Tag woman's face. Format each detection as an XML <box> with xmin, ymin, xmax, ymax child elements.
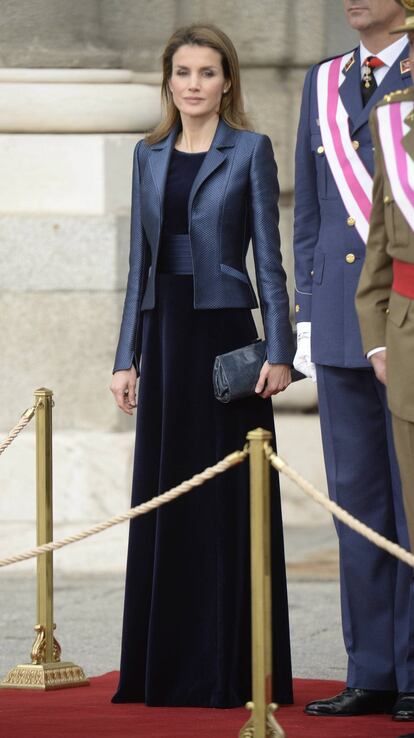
<box><xmin>169</xmin><ymin>44</ymin><xmax>229</xmax><ymax>120</ymax></box>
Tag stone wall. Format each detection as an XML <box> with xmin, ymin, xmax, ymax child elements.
<box><xmin>0</xmin><ymin>2</ymin><xmax>356</xmax><ymax>534</ymax></box>
<box><xmin>0</xmin><ymin>0</ymin><xmax>356</xmax><ymax>431</ymax></box>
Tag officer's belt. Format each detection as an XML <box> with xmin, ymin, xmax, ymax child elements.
<box><xmin>393</xmin><ymin>258</ymin><xmax>414</xmax><ymax>299</ymax></box>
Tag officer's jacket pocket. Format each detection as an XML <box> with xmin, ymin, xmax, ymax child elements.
<box><xmin>312</xmin><ymin>252</ymin><xmax>325</xmax><ymax>285</ymax></box>
<box><xmin>311</xmin><ymin>134</ymin><xmax>328</xmax><ymax>199</ymax></box>
<box><xmin>388</xmin><ymin>291</ymin><xmax>410</xmax><ymax>328</ymax></box>
<box><xmin>384</xmin><ymin>192</ymin><xmax>412</xmax><ymax>249</ymax></box>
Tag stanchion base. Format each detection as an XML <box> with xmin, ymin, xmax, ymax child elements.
<box><xmin>239</xmin><ymin>701</ymin><xmax>285</xmax><ymax>738</ymax></box>
<box><xmin>0</xmin><ymin>661</ymin><xmax>89</xmax><ymax>690</ymax></box>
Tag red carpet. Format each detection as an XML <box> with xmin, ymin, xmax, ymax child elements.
<box><xmin>0</xmin><ymin>672</ymin><xmax>410</xmax><ymax>738</ymax></box>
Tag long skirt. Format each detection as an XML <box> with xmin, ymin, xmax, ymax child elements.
<box><xmin>112</xmin><ymin>274</ymin><xmax>293</xmax><ymax>708</ymax></box>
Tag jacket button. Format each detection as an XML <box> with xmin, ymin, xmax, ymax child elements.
<box><xmin>383</xmin><ymin>195</ymin><xmax>391</xmax><ymax>204</ymax></box>
<box><xmin>317</xmin><ymin>145</ymin><xmax>325</xmax><ymax>154</ymax></box>
<box><xmin>295</xmin><ymin>304</ymin><xmax>300</xmax><ymax>313</ymax></box>
<box><xmin>385</xmin><ymin>307</ymin><xmax>390</xmax><ymax>315</ymax></box>
<box><xmin>310</xmin><ymin>269</ymin><xmax>314</xmax><ymax>276</ymax></box>
<box><xmin>345</xmin><ymin>253</ymin><xmax>356</xmax><ymax>264</ymax></box>
<box><xmin>352</xmin><ymin>140</ymin><xmax>360</xmax><ymax>150</ymax></box>
<box><xmin>347</xmin><ymin>216</ymin><xmax>356</xmax><ymax>226</ymax></box>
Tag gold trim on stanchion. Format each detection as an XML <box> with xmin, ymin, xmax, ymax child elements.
<box><xmin>1</xmin><ymin>388</ymin><xmax>89</xmax><ymax>690</ymax></box>
<box><xmin>239</xmin><ymin>429</ymin><xmax>285</xmax><ymax>738</ymax></box>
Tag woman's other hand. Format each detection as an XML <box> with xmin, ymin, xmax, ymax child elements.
<box><xmin>255</xmin><ymin>361</ymin><xmax>291</xmax><ymax>399</ymax></box>
<box><xmin>110</xmin><ymin>366</ymin><xmax>138</xmax><ymax>415</ymax></box>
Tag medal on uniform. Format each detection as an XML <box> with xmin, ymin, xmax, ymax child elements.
<box><xmin>363</xmin><ymin>62</ymin><xmax>373</xmax><ymax>89</ymax></box>
<box><xmin>362</xmin><ymin>56</ymin><xmax>384</xmax><ymax>89</ymax></box>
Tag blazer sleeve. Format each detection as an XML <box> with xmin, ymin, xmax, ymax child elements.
<box><xmin>113</xmin><ymin>139</ymin><xmax>149</xmax><ymax>373</ymax></box>
<box><xmin>293</xmin><ymin>65</ymin><xmax>321</xmax><ymax>322</ymax></box>
<box><xmin>355</xmin><ymin>109</ymin><xmax>393</xmax><ymax>353</ymax></box>
<box><xmin>249</xmin><ymin>134</ymin><xmax>295</xmax><ymax>364</ymax></box>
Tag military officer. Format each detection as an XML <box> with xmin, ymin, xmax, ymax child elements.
<box><xmin>355</xmin><ymin>9</ymin><xmax>414</xmax><ymax>734</ymax></box>
<box><xmin>356</xmin><ymin>5</ymin><xmax>414</xmax><ymax>558</ymax></box>
<box><xmin>293</xmin><ymin>0</ymin><xmax>414</xmax><ymax>722</ymax></box>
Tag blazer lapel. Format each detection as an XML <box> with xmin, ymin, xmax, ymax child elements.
<box><xmin>351</xmin><ymin>44</ymin><xmax>411</xmax><ymax>134</ymax></box>
<box><xmin>188</xmin><ymin>119</ymin><xmax>235</xmax><ymax>219</ymax></box>
<box><xmin>338</xmin><ymin>48</ymin><xmax>363</xmax><ymax>133</ymax></box>
<box><xmin>148</xmin><ymin>125</ymin><xmax>178</xmax><ymax>216</ymax></box>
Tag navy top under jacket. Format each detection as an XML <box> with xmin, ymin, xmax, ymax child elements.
<box><xmin>114</xmin><ymin>118</ymin><xmax>295</xmax><ymax>372</ymax></box>
<box><xmin>293</xmin><ymin>45</ymin><xmax>411</xmax><ymax>368</ymax></box>
<box><xmin>161</xmin><ymin>149</ymin><xmax>206</xmax><ymax>235</ymax></box>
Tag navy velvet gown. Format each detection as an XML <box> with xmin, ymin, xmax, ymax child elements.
<box><xmin>112</xmin><ymin>150</ymin><xmax>293</xmax><ymax>708</ymax></box>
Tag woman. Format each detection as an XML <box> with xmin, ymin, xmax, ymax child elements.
<box><xmin>110</xmin><ymin>24</ymin><xmax>294</xmax><ymax>708</ymax></box>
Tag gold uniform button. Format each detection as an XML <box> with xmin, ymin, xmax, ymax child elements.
<box><xmin>317</xmin><ymin>145</ymin><xmax>325</xmax><ymax>154</ymax></box>
<box><xmin>385</xmin><ymin>307</ymin><xmax>390</xmax><ymax>315</ymax></box>
<box><xmin>295</xmin><ymin>304</ymin><xmax>300</xmax><ymax>313</ymax></box>
<box><xmin>383</xmin><ymin>195</ymin><xmax>391</xmax><ymax>204</ymax></box>
<box><xmin>347</xmin><ymin>216</ymin><xmax>356</xmax><ymax>226</ymax></box>
<box><xmin>345</xmin><ymin>253</ymin><xmax>356</xmax><ymax>264</ymax></box>
<box><xmin>352</xmin><ymin>140</ymin><xmax>360</xmax><ymax>150</ymax></box>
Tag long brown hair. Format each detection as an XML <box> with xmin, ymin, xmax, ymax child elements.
<box><xmin>146</xmin><ymin>24</ymin><xmax>251</xmax><ymax>145</ymax></box>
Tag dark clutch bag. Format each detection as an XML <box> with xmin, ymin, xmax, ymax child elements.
<box><xmin>213</xmin><ymin>339</ymin><xmax>305</xmax><ymax>403</ymax></box>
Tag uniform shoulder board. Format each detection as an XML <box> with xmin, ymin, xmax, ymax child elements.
<box><xmin>379</xmin><ymin>88</ymin><xmax>414</xmax><ymax>106</ymax></box>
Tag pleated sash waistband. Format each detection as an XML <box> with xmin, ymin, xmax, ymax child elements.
<box><xmin>157</xmin><ymin>234</ymin><xmax>193</xmax><ymax>275</ymax></box>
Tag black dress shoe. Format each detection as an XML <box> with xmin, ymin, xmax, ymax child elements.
<box><xmin>304</xmin><ymin>687</ymin><xmax>397</xmax><ymax>716</ymax></box>
<box><xmin>394</xmin><ymin>694</ymin><xmax>414</xmax><ymax>721</ymax></box>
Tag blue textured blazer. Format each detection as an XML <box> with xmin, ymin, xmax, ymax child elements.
<box><xmin>293</xmin><ymin>45</ymin><xmax>411</xmax><ymax>368</ymax></box>
<box><xmin>113</xmin><ymin>118</ymin><xmax>294</xmax><ymax>372</ymax></box>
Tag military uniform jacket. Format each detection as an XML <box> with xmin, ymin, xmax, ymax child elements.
<box><xmin>356</xmin><ymin>86</ymin><xmax>414</xmax><ymax>422</ymax></box>
<box><xmin>294</xmin><ymin>45</ymin><xmax>411</xmax><ymax>367</ymax></box>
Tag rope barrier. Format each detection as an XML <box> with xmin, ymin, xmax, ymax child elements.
<box><xmin>264</xmin><ymin>443</ymin><xmax>414</xmax><ymax>568</ymax></box>
<box><xmin>0</xmin><ymin>406</ymin><xmax>36</xmax><ymax>457</ymax></box>
<box><xmin>2</xmin><ymin>432</ymin><xmax>414</xmax><ymax>570</ymax></box>
<box><xmin>0</xmin><ymin>447</ymin><xmax>248</xmax><ymax>568</ymax></box>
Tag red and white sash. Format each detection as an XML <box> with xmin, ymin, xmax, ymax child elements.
<box><xmin>317</xmin><ymin>54</ymin><xmax>373</xmax><ymax>243</ymax></box>
<box><xmin>376</xmin><ymin>101</ymin><xmax>414</xmax><ymax>232</ymax></box>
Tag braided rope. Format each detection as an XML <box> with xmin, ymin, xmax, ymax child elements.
<box><xmin>0</xmin><ymin>407</ymin><xmax>36</xmax><ymax>457</ymax></box>
<box><xmin>0</xmin><ymin>448</ymin><xmax>248</xmax><ymax>568</ymax></box>
<box><xmin>264</xmin><ymin>443</ymin><xmax>414</xmax><ymax>568</ymax></box>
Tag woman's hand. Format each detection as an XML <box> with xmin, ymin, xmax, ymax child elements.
<box><xmin>255</xmin><ymin>361</ymin><xmax>291</xmax><ymax>399</ymax></box>
<box><xmin>110</xmin><ymin>366</ymin><xmax>138</xmax><ymax>415</ymax></box>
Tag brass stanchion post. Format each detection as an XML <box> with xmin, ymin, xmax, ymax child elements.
<box><xmin>239</xmin><ymin>428</ymin><xmax>285</xmax><ymax>738</ymax></box>
<box><xmin>1</xmin><ymin>388</ymin><xmax>89</xmax><ymax>690</ymax></box>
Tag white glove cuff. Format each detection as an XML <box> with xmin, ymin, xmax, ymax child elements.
<box><xmin>296</xmin><ymin>321</ymin><xmax>311</xmax><ymax>341</ymax></box>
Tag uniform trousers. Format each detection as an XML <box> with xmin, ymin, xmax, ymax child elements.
<box><xmin>316</xmin><ymin>364</ymin><xmax>414</xmax><ymax>691</ymax></box>
<box><xmin>392</xmin><ymin>415</ymin><xmax>414</xmax><ymax>554</ymax></box>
